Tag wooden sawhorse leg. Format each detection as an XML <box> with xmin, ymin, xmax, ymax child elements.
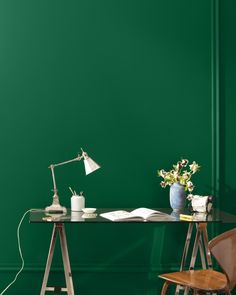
<box><xmin>40</xmin><ymin>223</ymin><xmax>75</xmax><ymax>295</ymax></box>
<box><xmin>175</xmin><ymin>223</ymin><xmax>213</xmax><ymax>295</ymax></box>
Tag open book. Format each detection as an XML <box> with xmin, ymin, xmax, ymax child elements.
<box><xmin>100</xmin><ymin>208</ymin><xmax>172</xmax><ymax>221</ymax></box>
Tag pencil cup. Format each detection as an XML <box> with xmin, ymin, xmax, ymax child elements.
<box><xmin>71</xmin><ymin>195</ymin><xmax>85</xmax><ymax>212</ymax></box>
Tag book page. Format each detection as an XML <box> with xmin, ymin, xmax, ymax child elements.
<box><xmin>130</xmin><ymin>208</ymin><xmax>167</xmax><ymax>220</ymax></box>
<box><xmin>100</xmin><ymin>210</ymin><xmax>141</xmax><ymax>221</ymax></box>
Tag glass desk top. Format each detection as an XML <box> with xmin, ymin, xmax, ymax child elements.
<box><xmin>29</xmin><ymin>208</ymin><xmax>236</xmax><ymax>224</ymax></box>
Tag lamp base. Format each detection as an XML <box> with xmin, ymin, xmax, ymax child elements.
<box><xmin>45</xmin><ymin>204</ymin><xmax>67</xmax><ymax>214</ymax></box>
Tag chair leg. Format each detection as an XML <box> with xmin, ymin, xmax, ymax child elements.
<box><xmin>161</xmin><ymin>281</ymin><xmax>170</xmax><ymax>295</ymax></box>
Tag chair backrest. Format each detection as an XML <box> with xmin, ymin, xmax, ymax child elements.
<box><xmin>209</xmin><ymin>228</ymin><xmax>236</xmax><ymax>291</ymax></box>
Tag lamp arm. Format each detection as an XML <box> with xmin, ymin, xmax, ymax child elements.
<box><xmin>48</xmin><ymin>155</ymin><xmax>83</xmax><ymax>193</ymax></box>
<box><xmin>50</xmin><ymin>155</ymin><xmax>83</xmax><ymax>168</ymax></box>
<box><xmin>50</xmin><ymin>165</ymin><xmax>57</xmax><ymax>193</ymax></box>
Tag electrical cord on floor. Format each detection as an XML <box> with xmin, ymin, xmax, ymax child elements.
<box><xmin>0</xmin><ymin>208</ymin><xmax>44</xmax><ymax>295</ymax></box>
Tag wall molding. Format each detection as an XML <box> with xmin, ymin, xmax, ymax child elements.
<box><xmin>211</xmin><ymin>0</ymin><xmax>220</xmax><ymax>201</ymax></box>
<box><xmin>0</xmin><ymin>262</ymin><xmax>188</xmax><ymax>274</ymax></box>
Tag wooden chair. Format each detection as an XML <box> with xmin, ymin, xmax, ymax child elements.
<box><xmin>158</xmin><ymin>228</ymin><xmax>236</xmax><ymax>294</ymax></box>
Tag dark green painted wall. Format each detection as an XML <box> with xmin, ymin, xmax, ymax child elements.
<box><xmin>217</xmin><ymin>2</ymin><xmax>236</xmax><ymax>282</ymax></box>
<box><xmin>220</xmin><ymin>0</ymin><xmax>236</xmax><ymax>213</ymax></box>
<box><xmin>0</xmin><ymin>0</ymin><xmax>235</xmax><ymax>294</ymax></box>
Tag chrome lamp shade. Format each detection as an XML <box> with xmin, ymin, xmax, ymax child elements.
<box><xmin>83</xmin><ymin>154</ymin><xmax>101</xmax><ymax>175</ymax></box>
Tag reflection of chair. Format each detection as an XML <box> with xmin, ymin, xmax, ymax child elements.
<box><xmin>158</xmin><ymin>228</ymin><xmax>236</xmax><ymax>294</ymax></box>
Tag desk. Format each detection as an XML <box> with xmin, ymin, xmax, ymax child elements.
<box><xmin>30</xmin><ymin>208</ymin><xmax>236</xmax><ymax>295</ymax></box>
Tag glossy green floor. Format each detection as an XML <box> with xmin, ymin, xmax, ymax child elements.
<box><xmin>2</xmin><ymin>271</ymin><xmax>236</xmax><ymax>295</ymax></box>
<box><xmin>0</xmin><ymin>271</ymin><xmax>161</xmax><ymax>295</ymax></box>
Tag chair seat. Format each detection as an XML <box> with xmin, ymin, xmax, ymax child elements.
<box><xmin>159</xmin><ymin>269</ymin><xmax>227</xmax><ymax>291</ymax></box>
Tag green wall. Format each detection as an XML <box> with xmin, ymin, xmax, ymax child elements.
<box><xmin>0</xmin><ymin>0</ymin><xmax>235</xmax><ymax>294</ymax></box>
<box><xmin>219</xmin><ymin>0</ymin><xmax>236</xmax><ymax>213</ymax></box>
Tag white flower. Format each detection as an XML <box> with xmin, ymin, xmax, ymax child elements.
<box><xmin>181</xmin><ymin>159</ymin><xmax>189</xmax><ymax>167</ymax></box>
<box><xmin>182</xmin><ymin>171</ymin><xmax>190</xmax><ymax>180</ymax></box>
<box><xmin>186</xmin><ymin>181</ymin><xmax>194</xmax><ymax>192</ymax></box>
<box><xmin>158</xmin><ymin>169</ymin><xmax>167</xmax><ymax>178</ymax></box>
<box><xmin>189</xmin><ymin>161</ymin><xmax>200</xmax><ymax>174</ymax></box>
<box><xmin>175</xmin><ymin>162</ymin><xmax>182</xmax><ymax>171</ymax></box>
<box><xmin>187</xmin><ymin>194</ymin><xmax>194</xmax><ymax>200</ymax></box>
<box><xmin>172</xmin><ymin>170</ymin><xmax>179</xmax><ymax>179</ymax></box>
<box><xmin>160</xmin><ymin>181</ymin><xmax>167</xmax><ymax>188</ymax></box>
<box><xmin>157</xmin><ymin>159</ymin><xmax>200</xmax><ymax>193</ymax></box>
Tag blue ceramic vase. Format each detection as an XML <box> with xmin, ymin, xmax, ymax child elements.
<box><xmin>169</xmin><ymin>182</ymin><xmax>186</xmax><ymax>212</ymax></box>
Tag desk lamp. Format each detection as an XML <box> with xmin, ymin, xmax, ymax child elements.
<box><xmin>45</xmin><ymin>148</ymin><xmax>100</xmax><ymax>213</ymax></box>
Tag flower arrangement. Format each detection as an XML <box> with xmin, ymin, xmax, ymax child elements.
<box><xmin>157</xmin><ymin>159</ymin><xmax>200</xmax><ymax>192</ymax></box>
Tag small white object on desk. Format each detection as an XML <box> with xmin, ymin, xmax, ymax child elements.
<box><xmin>82</xmin><ymin>208</ymin><xmax>96</xmax><ymax>214</ymax></box>
<box><xmin>82</xmin><ymin>213</ymin><xmax>97</xmax><ymax>218</ymax></box>
<box><xmin>188</xmin><ymin>195</ymin><xmax>213</xmax><ymax>213</ymax></box>
<box><xmin>70</xmin><ymin>190</ymin><xmax>85</xmax><ymax>212</ymax></box>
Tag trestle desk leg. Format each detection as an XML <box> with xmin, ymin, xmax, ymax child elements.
<box><xmin>40</xmin><ymin>223</ymin><xmax>75</xmax><ymax>295</ymax></box>
<box><xmin>40</xmin><ymin>223</ymin><xmax>58</xmax><ymax>295</ymax></box>
<box><xmin>175</xmin><ymin>223</ymin><xmax>212</xmax><ymax>295</ymax></box>
<box><xmin>58</xmin><ymin>224</ymin><xmax>75</xmax><ymax>295</ymax></box>
<box><xmin>189</xmin><ymin>224</ymin><xmax>202</xmax><ymax>269</ymax></box>
<box><xmin>202</xmin><ymin>224</ymin><xmax>213</xmax><ymax>269</ymax></box>
<box><xmin>180</xmin><ymin>223</ymin><xmax>194</xmax><ymax>271</ymax></box>
<box><xmin>175</xmin><ymin>223</ymin><xmax>194</xmax><ymax>295</ymax></box>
